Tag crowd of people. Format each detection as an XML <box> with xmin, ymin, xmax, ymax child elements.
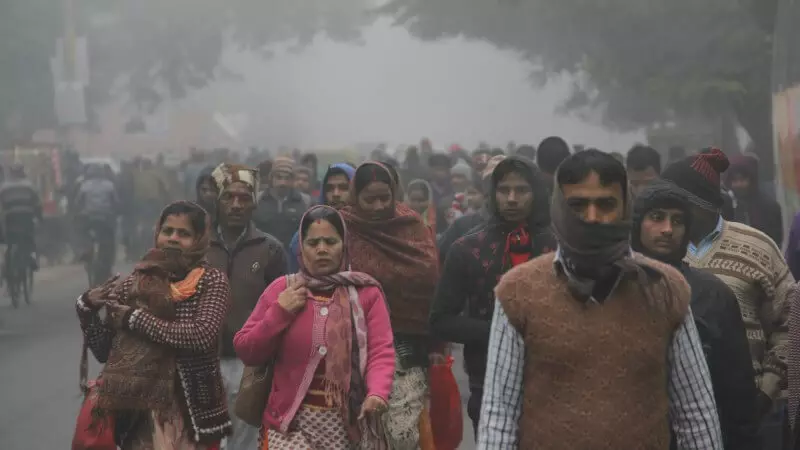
<box><xmin>68</xmin><ymin>135</ymin><xmax>800</xmax><ymax>450</ymax></box>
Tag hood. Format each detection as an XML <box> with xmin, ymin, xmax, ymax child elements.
<box><xmin>631</xmin><ymin>180</ymin><xmax>693</xmax><ymax>266</ymax></box>
<box><xmin>319</xmin><ymin>163</ymin><xmax>356</xmax><ymax>204</ymax></box>
<box><xmin>487</xmin><ymin>156</ymin><xmax>550</xmax><ymax>232</ymax></box>
<box><xmin>725</xmin><ymin>153</ymin><xmax>759</xmax><ymax>193</ymax></box>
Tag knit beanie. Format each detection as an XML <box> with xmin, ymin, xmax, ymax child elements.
<box><xmin>271</xmin><ymin>156</ymin><xmax>294</xmax><ymax>177</ymax></box>
<box><xmin>660</xmin><ymin>147</ymin><xmax>730</xmax><ymax>210</ymax></box>
<box><xmin>451</xmin><ymin>159</ymin><xmax>472</xmax><ymax>178</ymax></box>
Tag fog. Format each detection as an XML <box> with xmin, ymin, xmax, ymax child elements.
<box><xmin>177</xmin><ymin>18</ymin><xmax>642</xmax><ymax>151</ymax></box>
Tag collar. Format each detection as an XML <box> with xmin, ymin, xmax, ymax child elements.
<box><xmin>688</xmin><ymin>215</ymin><xmax>723</xmax><ymax>253</ymax></box>
<box><xmin>214</xmin><ymin>223</ymin><xmax>253</xmax><ymax>252</ymax></box>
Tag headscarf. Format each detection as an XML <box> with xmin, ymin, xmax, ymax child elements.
<box><xmin>211</xmin><ymin>163</ymin><xmax>259</xmax><ymax>200</ymax></box>
<box><xmin>550</xmin><ymin>167</ymin><xmax>672</xmax><ymax>311</ymax></box>
<box><xmin>295</xmin><ymin>205</ymin><xmax>385</xmax><ymax>445</ymax></box>
<box><xmin>631</xmin><ymin>180</ymin><xmax>694</xmax><ymax>267</ymax></box>
<box><xmin>407</xmin><ymin>179</ymin><xmax>437</xmax><ymax>231</ymax></box>
<box><xmin>340</xmin><ymin>162</ymin><xmax>439</xmax><ymax>336</ymax></box>
<box><xmin>99</xmin><ymin>201</ymin><xmax>210</xmax><ymax>412</ymax></box>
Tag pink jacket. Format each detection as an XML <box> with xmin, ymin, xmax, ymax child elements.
<box><xmin>233</xmin><ymin>276</ymin><xmax>395</xmax><ymax>432</ymax></box>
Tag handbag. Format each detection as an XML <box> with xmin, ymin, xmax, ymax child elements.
<box><xmin>71</xmin><ymin>338</ymin><xmax>116</xmax><ymax>450</ymax></box>
<box><xmin>234</xmin><ymin>364</ymin><xmax>274</xmax><ymax>427</ymax></box>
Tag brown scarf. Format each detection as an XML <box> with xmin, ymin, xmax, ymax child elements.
<box><xmin>98</xmin><ymin>201</ymin><xmax>210</xmax><ymax>412</ymax></box>
<box><xmin>340</xmin><ymin>163</ymin><xmax>439</xmax><ymax>335</ymax></box>
<box><xmin>550</xmin><ymin>182</ymin><xmax>671</xmax><ymax>311</ymax></box>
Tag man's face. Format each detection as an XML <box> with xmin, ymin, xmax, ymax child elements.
<box><xmin>628</xmin><ymin>166</ymin><xmax>659</xmax><ymax>198</ymax></box>
<box><xmin>639</xmin><ymin>207</ymin><xmax>686</xmax><ymax>258</ymax></box>
<box><xmin>495</xmin><ymin>171</ymin><xmax>533</xmax><ymax>223</ymax></box>
<box><xmin>729</xmin><ymin>173</ymin><xmax>752</xmax><ymax>198</ymax></box>
<box><xmin>324</xmin><ymin>173</ymin><xmax>351</xmax><ymax>209</ymax></box>
<box><xmin>430</xmin><ymin>166</ymin><xmax>450</xmax><ymax>184</ymax></box>
<box><xmin>451</xmin><ymin>173</ymin><xmax>470</xmax><ymax>193</ymax></box>
<box><xmin>562</xmin><ymin>171</ymin><xmax>624</xmax><ymax>224</ymax></box>
<box><xmin>219</xmin><ymin>182</ymin><xmax>255</xmax><ymax>228</ymax></box>
<box><xmin>198</xmin><ymin>179</ymin><xmax>218</xmax><ymax>208</ymax></box>
<box><xmin>465</xmin><ymin>187</ymin><xmax>484</xmax><ymax>210</ymax></box>
<box><xmin>294</xmin><ymin>172</ymin><xmax>311</xmax><ymax>194</ymax></box>
<box><xmin>271</xmin><ymin>171</ymin><xmax>293</xmax><ymax>196</ymax></box>
<box><xmin>472</xmin><ymin>153</ymin><xmax>490</xmax><ymax>173</ymax></box>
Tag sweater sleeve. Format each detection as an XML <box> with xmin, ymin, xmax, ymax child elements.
<box><xmin>233</xmin><ymin>277</ymin><xmax>297</xmax><ymax>367</ymax></box>
<box><xmin>430</xmin><ymin>239</ymin><xmax>491</xmax><ymax>344</ymax></box>
<box><xmin>761</xmin><ymin>252</ymin><xmax>794</xmax><ymax>399</ymax></box>
<box><xmin>128</xmin><ymin>269</ymin><xmax>230</xmax><ymax>353</ymax></box>
<box><xmin>362</xmin><ymin>286</ymin><xmax>396</xmax><ymax>402</ymax></box>
<box><xmin>76</xmin><ymin>293</ymin><xmax>115</xmax><ymax>363</ymax></box>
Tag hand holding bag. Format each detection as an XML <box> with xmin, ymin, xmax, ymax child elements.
<box><xmin>71</xmin><ymin>339</ymin><xmax>116</xmax><ymax>450</ymax></box>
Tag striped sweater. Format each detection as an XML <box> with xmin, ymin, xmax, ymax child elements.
<box><xmin>685</xmin><ymin>220</ymin><xmax>794</xmax><ymax>399</ymax></box>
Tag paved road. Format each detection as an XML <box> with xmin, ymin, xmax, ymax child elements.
<box><xmin>0</xmin><ymin>263</ymin><xmax>476</xmax><ymax>450</ymax></box>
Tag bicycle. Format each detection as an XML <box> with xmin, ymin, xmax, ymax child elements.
<box><xmin>82</xmin><ymin>218</ymin><xmax>115</xmax><ymax>289</ymax></box>
<box><xmin>5</xmin><ymin>241</ymin><xmax>33</xmax><ymax>308</ymax></box>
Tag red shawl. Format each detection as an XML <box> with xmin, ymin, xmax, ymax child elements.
<box><xmin>340</xmin><ymin>202</ymin><xmax>439</xmax><ymax>335</ymax></box>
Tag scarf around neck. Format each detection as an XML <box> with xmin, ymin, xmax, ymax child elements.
<box><xmin>295</xmin><ymin>205</ymin><xmax>386</xmax><ymax>445</ymax></box>
<box><xmin>99</xmin><ymin>201</ymin><xmax>210</xmax><ymax>413</ymax></box>
<box><xmin>550</xmin><ymin>184</ymin><xmax>665</xmax><ymax>307</ymax></box>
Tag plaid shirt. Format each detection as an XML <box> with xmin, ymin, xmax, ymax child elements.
<box><xmin>478</xmin><ymin>254</ymin><xmax>723</xmax><ymax>449</ymax></box>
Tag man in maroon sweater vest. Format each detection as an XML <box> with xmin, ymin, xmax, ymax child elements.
<box><xmin>478</xmin><ymin>150</ymin><xmax>722</xmax><ymax>450</ymax></box>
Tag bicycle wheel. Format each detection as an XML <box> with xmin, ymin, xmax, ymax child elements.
<box><xmin>6</xmin><ymin>246</ymin><xmax>19</xmax><ymax>309</ymax></box>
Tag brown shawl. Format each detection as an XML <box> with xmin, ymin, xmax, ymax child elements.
<box><xmin>98</xmin><ymin>201</ymin><xmax>211</xmax><ymax>412</ymax></box>
<box><xmin>340</xmin><ymin>162</ymin><xmax>439</xmax><ymax>335</ymax></box>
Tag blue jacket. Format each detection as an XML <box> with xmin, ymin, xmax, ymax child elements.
<box><xmin>287</xmin><ymin>163</ymin><xmax>356</xmax><ymax>272</ymax></box>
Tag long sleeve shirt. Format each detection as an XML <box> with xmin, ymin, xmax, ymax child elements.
<box><xmin>477</xmin><ymin>301</ymin><xmax>723</xmax><ymax>450</ymax></box>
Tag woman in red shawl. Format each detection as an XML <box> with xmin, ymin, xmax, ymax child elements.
<box><xmin>340</xmin><ymin>162</ymin><xmax>440</xmax><ymax>449</ymax></box>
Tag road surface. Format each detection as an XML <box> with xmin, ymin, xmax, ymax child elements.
<box><xmin>0</xmin><ymin>263</ymin><xmax>476</xmax><ymax>449</ymax></box>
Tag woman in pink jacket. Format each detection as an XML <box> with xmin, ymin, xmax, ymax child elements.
<box><xmin>234</xmin><ymin>205</ymin><xmax>395</xmax><ymax>449</ymax></box>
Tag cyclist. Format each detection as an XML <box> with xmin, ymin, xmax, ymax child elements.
<box><xmin>74</xmin><ymin>163</ymin><xmax>119</xmax><ymax>283</ymax></box>
<box><xmin>0</xmin><ymin>164</ymin><xmax>43</xmax><ymax>274</ymax></box>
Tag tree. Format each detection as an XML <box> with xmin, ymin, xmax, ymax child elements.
<box><xmin>0</xmin><ymin>0</ymin><xmax>370</xmax><ymax>146</ymax></box>
<box><xmin>381</xmin><ymin>0</ymin><xmax>778</xmax><ymax>178</ymax></box>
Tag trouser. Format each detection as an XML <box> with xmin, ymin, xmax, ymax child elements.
<box><xmin>220</xmin><ymin>358</ymin><xmax>259</xmax><ymax>450</ymax></box>
<box><xmin>467</xmin><ymin>388</ymin><xmax>483</xmax><ymax>440</ymax></box>
<box><xmin>76</xmin><ymin>217</ymin><xmax>116</xmax><ymax>282</ymax></box>
<box><xmin>762</xmin><ymin>399</ymin><xmax>790</xmax><ymax>450</ymax></box>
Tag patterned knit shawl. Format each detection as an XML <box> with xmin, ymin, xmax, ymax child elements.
<box><xmin>340</xmin><ymin>162</ymin><xmax>439</xmax><ymax>335</ymax></box>
<box><xmin>788</xmin><ymin>282</ymin><xmax>800</xmax><ymax>428</ymax></box>
<box><xmin>99</xmin><ymin>201</ymin><xmax>210</xmax><ymax>412</ymax></box>
<box><xmin>295</xmin><ymin>205</ymin><xmax>384</xmax><ymax>444</ymax></box>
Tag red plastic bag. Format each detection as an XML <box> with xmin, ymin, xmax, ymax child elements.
<box><xmin>72</xmin><ymin>379</ymin><xmax>116</xmax><ymax>450</ymax></box>
<box><xmin>429</xmin><ymin>356</ymin><xmax>463</xmax><ymax>450</ymax></box>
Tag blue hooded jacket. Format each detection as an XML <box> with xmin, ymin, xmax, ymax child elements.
<box><xmin>287</xmin><ymin>163</ymin><xmax>356</xmax><ymax>272</ymax></box>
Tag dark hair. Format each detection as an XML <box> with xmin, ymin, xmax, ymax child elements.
<box><xmin>556</xmin><ymin>148</ymin><xmax>628</xmax><ymax>192</ymax></box>
<box><xmin>428</xmin><ymin>153</ymin><xmax>452</xmax><ymax>169</ymax></box>
<box><xmin>490</xmin><ymin>148</ymin><xmax>506</xmax><ymax>157</ymax></box>
<box><xmin>301</xmin><ymin>153</ymin><xmax>318</xmax><ymax>166</ymax></box>
<box><xmin>353</xmin><ymin>163</ymin><xmax>394</xmax><ymax>194</ymax></box>
<box><xmin>381</xmin><ymin>160</ymin><xmax>401</xmax><ymax>187</ymax></box>
<box><xmin>515</xmin><ymin>145</ymin><xmax>536</xmax><ymax>160</ymax></box>
<box><xmin>626</xmin><ymin>145</ymin><xmax>662</xmax><ymax>173</ymax></box>
<box><xmin>537</xmin><ymin>136</ymin><xmax>571</xmax><ymax>174</ymax></box>
<box><xmin>300</xmin><ymin>207</ymin><xmax>345</xmax><ymax>240</ymax></box>
<box><xmin>159</xmin><ymin>202</ymin><xmax>208</xmax><ymax>236</ymax></box>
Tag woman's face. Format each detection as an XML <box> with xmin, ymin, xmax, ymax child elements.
<box><xmin>156</xmin><ymin>214</ymin><xmax>197</xmax><ymax>251</ymax></box>
<box><xmin>301</xmin><ymin>219</ymin><xmax>344</xmax><ymax>276</ymax></box>
<box><xmin>357</xmin><ymin>181</ymin><xmax>393</xmax><ymax>219</ymax></box>
<box><xmin>407</xmin><ymin>187</ymin><xmax>429</xmax><ymax>214</ymax></box>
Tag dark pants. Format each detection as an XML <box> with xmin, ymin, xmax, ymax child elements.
<box><xmin>76</xmin><ymin>216</ymin><xmax>116</xmax><ymax>283</ymax></box>
<box><xmin>468</xmin><ymin>388</ymin><xmax>483</xmax><ymax>440</ymax></box>
<box><xmin>762</xmin><ymin>399</ymin><xmax>790</xmax><ymax>450</ymax></box>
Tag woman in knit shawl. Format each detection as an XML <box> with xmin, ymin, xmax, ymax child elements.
<box><xmin>76</xmin><ymin>201</ymin><xmax>232</xmax><ymax>450</ymax></box>
<box><xmin>406</xmin><ymin>179</ymin><xmax>448</xmax><ymax>236</ymax></box>
<box><xmin>339</xmin><ymin>162</ymin><xmax>440</xmax><ymax>450</ymax></box>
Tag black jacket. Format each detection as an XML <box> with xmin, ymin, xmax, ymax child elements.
<box><xmin>431</xmin><ymin>156</ymin><xmax>555</xmax><ymax>390</ymax></box>
<box><xmin>632</xmin><ymin>181</ymin><xmax>760</xmax><ymax>450</ymax></box>
<box><xmin>252</xmin><ymin>188</ymin><xmax>309</xmax><ymax>250</ymax></box>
